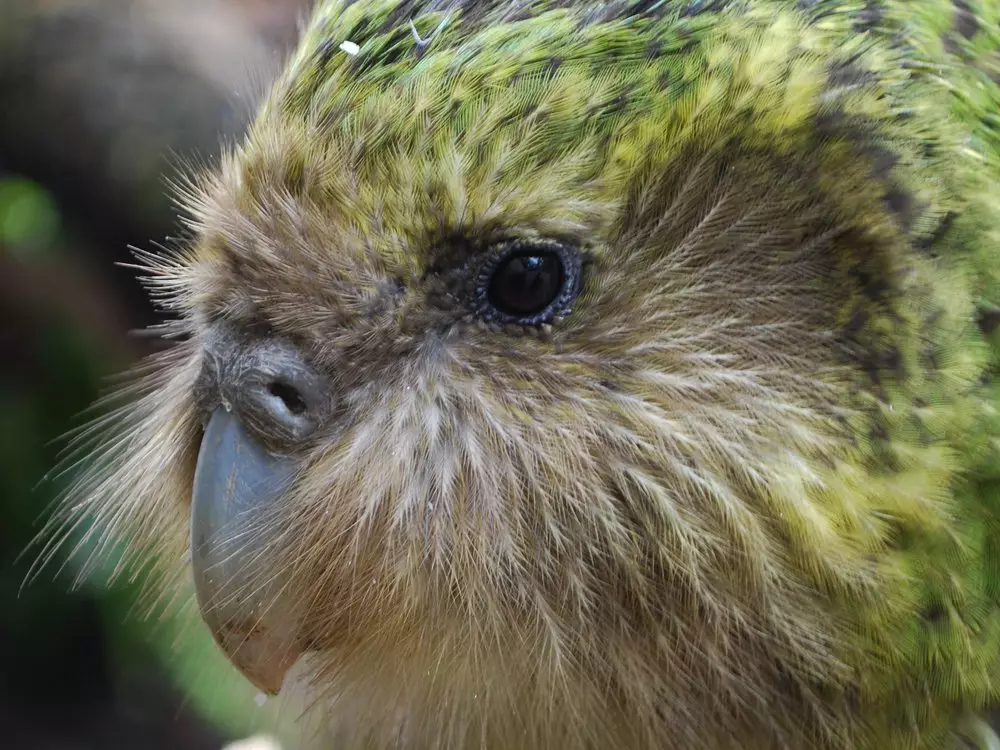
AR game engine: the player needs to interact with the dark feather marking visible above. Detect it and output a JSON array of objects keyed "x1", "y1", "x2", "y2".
[
  {"x1": 315, "y1": 36, "x2": 341, "y2": 68},
  {"x1": 852, "y1": 0, "x2": 883, "y2": 33},
  {"x1": 678, "y1": 0, "x2": 730, "y2": 17},
  {"x1": 882, "y1": 185, "x2": 917, "y2": 232},
  {"x1": 954, "y1": 0, "x2": 980, "y2": 41},
  {"x1": 943, "y1": 0, "x2": 979, "y2": 57},
  {"x1": 916, "y1": 211, "x2": 959, "y2": 252},
  {"x1": 978, "y1": 306, "x2": 1000, "y2": 336},
  {"x1": 843, "y1": 310, "x2": 870, "y2": 342}
]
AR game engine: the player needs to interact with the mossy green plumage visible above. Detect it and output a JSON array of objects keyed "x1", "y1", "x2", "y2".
[{"x1": 43, "y1": 0, "x2": 1000, "y2": 748}]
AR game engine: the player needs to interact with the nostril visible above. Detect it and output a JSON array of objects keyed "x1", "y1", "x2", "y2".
[{"x1": 267, "y1": 381, "x2": 308, "y2": 416}]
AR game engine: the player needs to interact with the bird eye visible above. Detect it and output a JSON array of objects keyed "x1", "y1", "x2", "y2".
[
  {"x1": 489, "y1": 252, "x2": 562, "y2": 315},
  {"x1": 475, "y1": 240, "x2": 582, "y2": 325}
]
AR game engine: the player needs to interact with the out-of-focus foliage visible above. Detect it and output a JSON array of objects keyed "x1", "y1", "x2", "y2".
[
  {"x1": 0, "y1": 1, "x2": 318, "y2": 747},
  {"x1": 0, "y1": 177, "x2": 60, "y2": 252}
]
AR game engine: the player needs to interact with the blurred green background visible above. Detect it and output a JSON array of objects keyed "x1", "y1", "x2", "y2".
[{"x1": 0, "y1": 2, "x2": 322, "y2": 747}]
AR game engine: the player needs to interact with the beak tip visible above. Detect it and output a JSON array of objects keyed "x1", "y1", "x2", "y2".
[{"x1": 213, "y1": 621, "x2": 304, "y2": 696}]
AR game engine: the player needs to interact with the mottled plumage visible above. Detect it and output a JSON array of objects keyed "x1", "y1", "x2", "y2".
[{"x1": 34, "y1": 0, "x2": 1000, "y2": 748}]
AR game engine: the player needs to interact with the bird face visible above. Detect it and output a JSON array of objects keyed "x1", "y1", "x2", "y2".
[{"x1": 47, "y1": 1, "x2": 990, "y2": 747}]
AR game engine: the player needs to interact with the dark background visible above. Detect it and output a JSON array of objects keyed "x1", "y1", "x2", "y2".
[{"x1": 0, "y1": 2, "x2": 316, "y2": 747}]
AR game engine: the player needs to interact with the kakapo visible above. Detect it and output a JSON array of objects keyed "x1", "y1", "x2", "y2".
[{"x1": 36, "y1": 0, "x2": 1000, "y2": 748}]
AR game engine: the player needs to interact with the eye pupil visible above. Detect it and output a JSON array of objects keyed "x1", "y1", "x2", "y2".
[{"x1": 488, "y1": 252, "x2": 564, "y2": 316}]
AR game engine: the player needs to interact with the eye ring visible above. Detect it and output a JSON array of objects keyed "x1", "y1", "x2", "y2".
[{"x1": 473, "y1": 239, "x2": 582, "y2": 326}]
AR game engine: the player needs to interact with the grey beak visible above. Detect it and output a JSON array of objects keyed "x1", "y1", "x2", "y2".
[{"x1": 190, "y1": 408, "x2": 305, "y2": 694}]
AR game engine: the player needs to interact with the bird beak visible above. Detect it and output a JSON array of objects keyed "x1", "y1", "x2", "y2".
[{"x1": 190, "y1": 408, "x2": 305, "y2": 695}]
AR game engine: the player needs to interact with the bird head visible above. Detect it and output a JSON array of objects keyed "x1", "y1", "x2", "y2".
[{"x1": 41, "y1": 1, "x2": 992, "y2": 746}]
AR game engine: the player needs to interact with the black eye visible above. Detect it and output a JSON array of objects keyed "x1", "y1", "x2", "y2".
[
  {"x1": 475, "y1": 240, "x2": 582, "y2": 325},
  {"x1": 489, "y1": 252, "x2": 563, "y2": 315}
]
